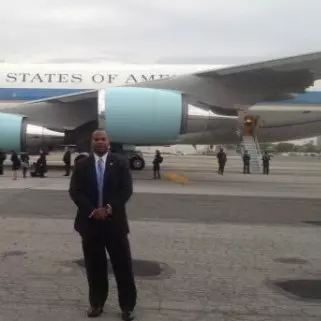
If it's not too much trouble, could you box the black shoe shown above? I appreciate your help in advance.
[87,307,103,318]
[121,310,135,321]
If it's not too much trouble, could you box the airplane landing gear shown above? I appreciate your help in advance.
[72,143,146,171]
[110,143,145,171]
[129,155,145,170]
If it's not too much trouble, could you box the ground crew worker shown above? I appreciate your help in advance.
[20,152,30,178]
[262,151,271,175]
[153,150,163,179]
[11,151,21,180]
[63,147,71,176]
[243,150,250,174]
[216,147,227,175]
[0,149,5,175]
[36,150,47,178]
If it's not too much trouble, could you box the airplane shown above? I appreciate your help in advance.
[1,50,321,170]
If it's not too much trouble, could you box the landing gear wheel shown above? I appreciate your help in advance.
[130,156,145,170]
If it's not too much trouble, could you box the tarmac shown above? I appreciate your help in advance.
[1,154,321,320]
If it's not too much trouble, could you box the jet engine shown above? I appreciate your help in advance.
[97,87,238,145]
[0,112,65,154]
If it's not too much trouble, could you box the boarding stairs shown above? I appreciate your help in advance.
[241,135,262,174]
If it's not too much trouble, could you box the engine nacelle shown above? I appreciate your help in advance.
[0,112,65,153]
[0,113,24,152]
[99,88,183,144]
[98,87,238,145]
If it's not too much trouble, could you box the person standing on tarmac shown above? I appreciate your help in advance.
[262,151,271,175]
[0,149,6,175]
[243,150,251,174]
[153,150,163,179]
[36,150,47,178]
[216,147,227,175]
[20,152,30,178]
[63,147,72,176]
[11,151,21,180]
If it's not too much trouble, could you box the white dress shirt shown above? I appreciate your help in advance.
[94,152,108,170]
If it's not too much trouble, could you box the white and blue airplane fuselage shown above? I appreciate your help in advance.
[1,55,321,157]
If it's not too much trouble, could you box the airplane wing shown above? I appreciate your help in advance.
[130,51,321,108]
[0,90,99,130]
[2,51,321,130]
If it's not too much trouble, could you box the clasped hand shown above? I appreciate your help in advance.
[92,206,111,220]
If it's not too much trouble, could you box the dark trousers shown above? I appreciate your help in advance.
[82,233,137,311]
[263,165,269,175]
[218,162,225,175]
[22,167,27,178]
[64,163,71,176]
[0,162,3,175]
[243,163,250,174]
[153,165,160,179]
[36,164,45,177]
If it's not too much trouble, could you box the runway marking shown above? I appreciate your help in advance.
[164,173,189,185]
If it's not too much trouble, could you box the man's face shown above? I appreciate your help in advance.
[92,131,110,155]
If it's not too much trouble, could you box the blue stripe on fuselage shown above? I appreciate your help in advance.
[0,88,88,101]
[1,88,321,105]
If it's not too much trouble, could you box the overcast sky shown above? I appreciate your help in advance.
[1,0,321,64]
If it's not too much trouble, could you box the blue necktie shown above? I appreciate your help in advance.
[97,158,104,207]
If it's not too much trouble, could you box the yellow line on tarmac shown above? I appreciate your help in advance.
[163,173,189,185]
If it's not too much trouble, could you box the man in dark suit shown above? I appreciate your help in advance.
[69,130,137,320]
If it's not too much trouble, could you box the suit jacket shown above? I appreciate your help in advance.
[69,152,133,240]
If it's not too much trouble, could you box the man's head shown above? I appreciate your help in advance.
[92,130,110,156]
